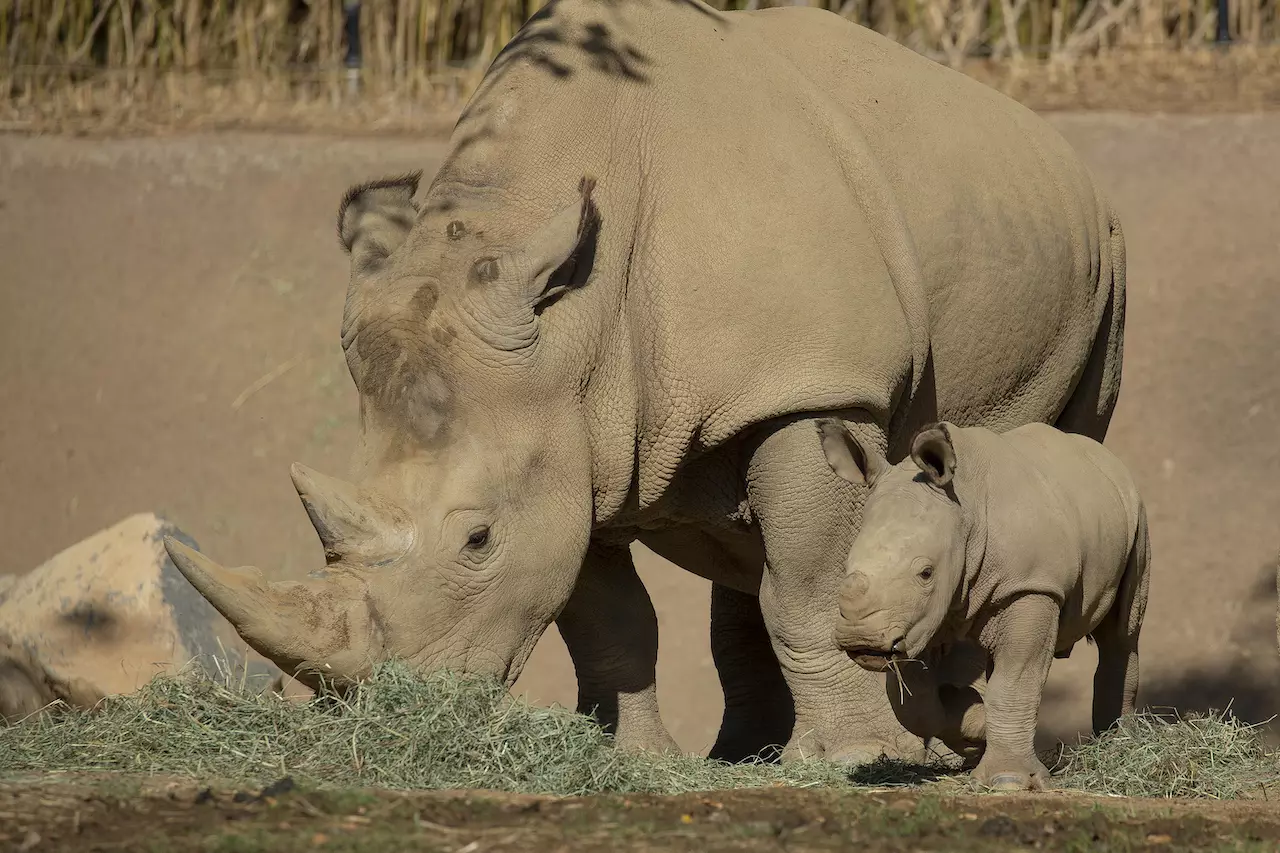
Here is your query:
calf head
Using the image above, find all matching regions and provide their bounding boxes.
[816,419,968,672]
[167,173,607,691]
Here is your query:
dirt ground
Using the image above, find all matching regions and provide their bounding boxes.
[1,110,1278,760]
[4,772,1280,852]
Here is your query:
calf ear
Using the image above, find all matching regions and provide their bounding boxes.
[337,172,422,272]
[484,176,600,314]
[816,418,890,487]
[911,423,957,488]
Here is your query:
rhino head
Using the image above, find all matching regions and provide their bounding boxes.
[166,172,609,691]
[816,419,969,673]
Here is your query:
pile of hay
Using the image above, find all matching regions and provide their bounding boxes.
[0,661,850,795]
[1052,708,1279,800]
[1,661,1274,799]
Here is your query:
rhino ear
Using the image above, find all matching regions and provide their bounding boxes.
[337,172,422,272]
[817,418,890,487]
[487,176,601,313]
[911,422,957,489]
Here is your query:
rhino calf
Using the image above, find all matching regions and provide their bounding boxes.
[816,419,1150,791]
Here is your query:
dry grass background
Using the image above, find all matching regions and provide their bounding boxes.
[2,0,1279,135]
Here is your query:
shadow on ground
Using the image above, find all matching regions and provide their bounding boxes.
[1041,557,1279,747]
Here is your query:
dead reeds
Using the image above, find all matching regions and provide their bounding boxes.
[2,0,1278,131]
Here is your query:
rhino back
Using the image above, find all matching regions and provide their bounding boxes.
[970,423,1141,622]
[738,7,1114,431]
[436,0,1116,502]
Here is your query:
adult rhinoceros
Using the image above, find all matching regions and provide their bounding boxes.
[166,0,1126,764]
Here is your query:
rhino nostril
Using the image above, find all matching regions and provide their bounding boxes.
[891,637,906,653]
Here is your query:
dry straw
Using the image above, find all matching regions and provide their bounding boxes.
[5,0,1277,79]
[1,659,1275,799]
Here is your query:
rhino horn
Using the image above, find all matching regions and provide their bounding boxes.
[162,538,381,688]
[289,463,409,561]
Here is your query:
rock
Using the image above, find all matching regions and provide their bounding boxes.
[0,513,300,722]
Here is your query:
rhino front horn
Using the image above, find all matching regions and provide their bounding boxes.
[289,463,411,561]
[162,537,382,689]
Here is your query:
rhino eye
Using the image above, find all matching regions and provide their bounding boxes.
[918,565,934,581]
[466,526,491,550]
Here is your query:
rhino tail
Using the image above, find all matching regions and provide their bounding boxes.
[1052,202,1128,443]
[1100,205,1128,426]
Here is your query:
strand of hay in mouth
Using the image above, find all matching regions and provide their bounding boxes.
[0,660,852,796]
[1052,707,1280,800]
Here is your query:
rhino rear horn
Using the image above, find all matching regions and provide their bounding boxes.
[289,463,412,563]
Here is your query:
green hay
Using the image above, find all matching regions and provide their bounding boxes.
[2,662,1275,800]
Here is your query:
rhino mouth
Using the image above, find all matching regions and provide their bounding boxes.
[844,648,904,672]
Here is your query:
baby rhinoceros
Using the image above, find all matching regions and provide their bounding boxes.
[816,419,1151,791]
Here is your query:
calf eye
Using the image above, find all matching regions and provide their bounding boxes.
[919,565,934,581]
[466,527,491,550]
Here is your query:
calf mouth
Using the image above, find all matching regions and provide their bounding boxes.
[844,648,903,673]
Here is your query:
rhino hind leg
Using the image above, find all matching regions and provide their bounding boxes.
[708,583,794,763]
[1090,505,1151,734]
[884,644,988,766]
[745,412,922,765]
[554,542,680,755]
[934,641,989,763]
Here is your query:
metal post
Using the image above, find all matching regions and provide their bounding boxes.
[343,0,362,97]
[1215,0,1231,44]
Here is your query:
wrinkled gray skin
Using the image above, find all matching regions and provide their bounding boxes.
[818,419,1150,789]
[166,0,1127,764]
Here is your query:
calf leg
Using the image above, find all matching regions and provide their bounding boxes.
[1091,507,1150,734]
[933,641,989,763]
[884,659,945,739]
[974,594,1058,791]
[886,644,987,765]
[555,542,680,754]
[746,413,921,763]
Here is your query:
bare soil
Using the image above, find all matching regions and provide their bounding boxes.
[3,772,1280,852]
[0,108,1278,763]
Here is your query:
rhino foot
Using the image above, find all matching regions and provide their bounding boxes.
[974,756,1050,792]
[822,743,891,768]
[611,727,682,757]
[779,727,924,767]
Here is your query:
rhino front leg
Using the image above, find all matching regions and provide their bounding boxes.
[746,413,921,764]
[973,594,1058,791]
[554,542,680,755]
